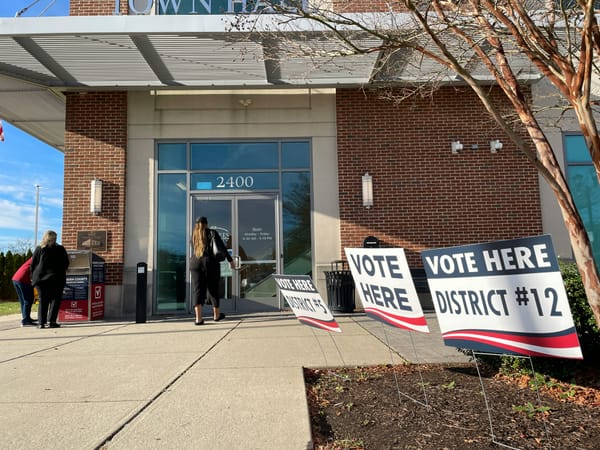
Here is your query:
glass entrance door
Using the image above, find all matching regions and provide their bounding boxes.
[191,194,280,312]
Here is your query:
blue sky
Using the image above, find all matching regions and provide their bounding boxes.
[0,0,70,252]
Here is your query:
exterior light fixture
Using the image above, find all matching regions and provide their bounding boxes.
[451,141,463,154]
[90,178,103,214]
[490,139,503,153]
[362,172,373,208]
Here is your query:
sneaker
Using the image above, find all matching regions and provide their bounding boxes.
[21,321,37,327]
[48,323,61,328]
[38,324,46,329]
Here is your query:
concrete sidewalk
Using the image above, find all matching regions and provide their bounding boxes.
[0,312,468,450]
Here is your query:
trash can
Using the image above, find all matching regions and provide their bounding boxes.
[324,260,355,313]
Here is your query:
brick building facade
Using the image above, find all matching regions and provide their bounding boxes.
[336,88,542,266]
[24,0,562,318]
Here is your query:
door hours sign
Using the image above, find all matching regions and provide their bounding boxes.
[421,235,583,359]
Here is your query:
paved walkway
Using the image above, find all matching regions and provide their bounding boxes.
[0,311,468,450]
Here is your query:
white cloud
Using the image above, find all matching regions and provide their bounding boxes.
[0,185,63,252]
[0,198,34,229]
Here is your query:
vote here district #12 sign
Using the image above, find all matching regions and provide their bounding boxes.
[345,248,429,333]
[421,235,582,359]
[273,275,341,332]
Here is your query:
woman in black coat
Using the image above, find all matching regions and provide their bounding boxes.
[31,230,69,329]
[190,216,234,325]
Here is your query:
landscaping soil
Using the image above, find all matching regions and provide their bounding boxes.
[305,363,600,449]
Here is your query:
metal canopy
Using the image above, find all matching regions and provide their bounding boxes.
[0,14,540,151]
[0,15,386,150]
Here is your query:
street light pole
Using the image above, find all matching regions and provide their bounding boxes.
[34,184,40,248]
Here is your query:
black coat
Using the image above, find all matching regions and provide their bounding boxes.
[31,244,70,287]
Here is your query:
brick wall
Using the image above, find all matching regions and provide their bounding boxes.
[63,92,128,285]
[70,0,128,15]
[336,87,543,267]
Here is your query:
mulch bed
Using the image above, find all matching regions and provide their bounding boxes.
[304,363,600,449]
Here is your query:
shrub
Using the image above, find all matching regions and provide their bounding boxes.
[560,260,600,354]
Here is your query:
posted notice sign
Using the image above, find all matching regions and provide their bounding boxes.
[274,275,341,332]
[421,235,582,359]
[345,248,429,333]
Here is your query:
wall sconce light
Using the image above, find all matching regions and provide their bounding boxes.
[362,172,373,208]
[451,141,463,154]
[490,139,503,153]
[90,178,103,214]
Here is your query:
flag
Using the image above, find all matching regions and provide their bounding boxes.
[0,120,4,142]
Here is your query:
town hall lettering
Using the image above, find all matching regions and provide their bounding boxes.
[119,0,306,15]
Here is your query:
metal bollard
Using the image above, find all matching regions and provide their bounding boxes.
[136,262,147,323]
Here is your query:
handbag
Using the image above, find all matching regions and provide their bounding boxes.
[210,231,227,262]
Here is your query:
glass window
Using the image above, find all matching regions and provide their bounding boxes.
[191,142,278,170]
[565,136,600,264]
[282,171,312,276]
[282,141,310,169]
[156,174,187,312]
[565,135,591,163]
[555,0,600,9]
[158,143,187,170]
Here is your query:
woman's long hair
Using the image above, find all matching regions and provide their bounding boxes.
[40,230,57,248]
[192,221,209,258]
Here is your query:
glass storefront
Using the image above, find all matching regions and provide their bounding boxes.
[565,134,600,264]
[155,140,312,314]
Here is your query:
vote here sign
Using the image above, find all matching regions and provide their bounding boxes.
[421,235,582,359]
[273,275,341,332]
[345,248,429,333]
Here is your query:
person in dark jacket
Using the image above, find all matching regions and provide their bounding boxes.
[190,216,234,325]
[31,230,69,329]
[12,257,36,326]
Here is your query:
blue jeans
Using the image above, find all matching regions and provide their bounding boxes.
[12,280,34,324]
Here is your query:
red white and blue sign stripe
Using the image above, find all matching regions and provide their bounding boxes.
[364,307,429,333]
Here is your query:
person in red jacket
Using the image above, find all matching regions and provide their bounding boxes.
[12,257,36,326]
